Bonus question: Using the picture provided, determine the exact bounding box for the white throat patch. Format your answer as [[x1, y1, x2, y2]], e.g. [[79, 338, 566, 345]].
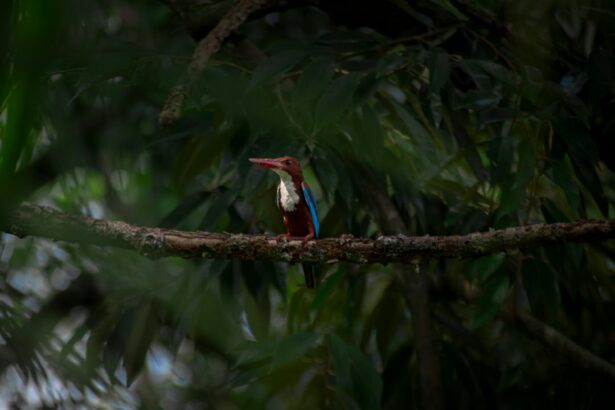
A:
[[275, 170, 300, 212]]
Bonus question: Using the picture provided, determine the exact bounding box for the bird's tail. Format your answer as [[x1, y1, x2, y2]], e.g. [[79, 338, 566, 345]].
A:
[[301, 263, 317, 288]]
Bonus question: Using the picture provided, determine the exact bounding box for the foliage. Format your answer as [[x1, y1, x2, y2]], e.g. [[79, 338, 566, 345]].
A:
[[0, 0, 614, 408]]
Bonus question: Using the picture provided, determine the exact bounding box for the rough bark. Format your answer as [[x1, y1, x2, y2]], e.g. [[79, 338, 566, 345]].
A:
[[3, 205, 614, 264]]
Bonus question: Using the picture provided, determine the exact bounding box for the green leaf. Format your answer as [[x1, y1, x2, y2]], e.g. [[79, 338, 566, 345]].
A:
[[460, 60, 492, 89], [310, 270, 343, 315], [474, 60, 518, 88], [243, 284, 271, 340], [199, 189, 235, 230], [428, 49, 451, 94], [556, 121, 598, 163], [428, 0, 467, 20], [388, 99, 436, 162], [328, 333, 382, 410], [352, 106, 385, 164], [312, 152, 339, 203], [124, 302, 157, 384], [588, 48, 613, 106], [474, 268, 510, 328], [551, 157, 581, 212], [541, 199, 570, 223], [293, 58, 336, 105], [160, 191, 210, 228], [468, 254, 506, 281], [314, 73, 362, 131], [490, 133, 514, 184], [250, 50, 307, 87], [521, 65, 544, 104], [497, 134, 536, 217], [479, 107, 514, 125], [173, 126, 235, 191], [523, 259, 561, 320], [234, 332, 318, 379], [456, 89, 502, 109], [570, 156, 608, 217], [376, 53, 407, 77], [430, 93, 443, 127], [270, 332, 318, 370], [287, 286, 311, 334]]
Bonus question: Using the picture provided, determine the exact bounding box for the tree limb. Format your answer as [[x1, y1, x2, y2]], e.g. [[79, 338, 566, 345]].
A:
[[515, 311, 615, 381], [432, 268, 615, 382], [5, 205, 615, 380], [159, 0, 273, 127], [3, 205, 615, 263]]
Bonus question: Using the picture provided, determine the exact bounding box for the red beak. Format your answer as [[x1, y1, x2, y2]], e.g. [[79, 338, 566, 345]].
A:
[[249, 158, 283, 169]]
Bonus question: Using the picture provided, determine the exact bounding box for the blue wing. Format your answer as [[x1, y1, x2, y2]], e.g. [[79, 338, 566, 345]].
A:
[[302, 182, 319, 238]]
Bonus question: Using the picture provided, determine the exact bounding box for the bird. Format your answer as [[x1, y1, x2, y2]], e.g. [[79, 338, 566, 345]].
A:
[[249, 156, 319, 288]]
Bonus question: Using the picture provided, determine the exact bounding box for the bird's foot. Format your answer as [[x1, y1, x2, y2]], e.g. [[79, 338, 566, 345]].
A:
[[302, 233, 315, 241], [275, 233, 315, 241]]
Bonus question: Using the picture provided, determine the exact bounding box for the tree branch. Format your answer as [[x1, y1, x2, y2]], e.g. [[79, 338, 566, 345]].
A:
[[3, 205, 615, 263], [5, 205, 615, 380], [432, 268, 615, 382], [515, 312, 615, 381], [159, 0, 273, 127]]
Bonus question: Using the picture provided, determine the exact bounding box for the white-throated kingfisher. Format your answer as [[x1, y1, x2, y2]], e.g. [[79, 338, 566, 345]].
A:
[[249, 156, 319, 288]]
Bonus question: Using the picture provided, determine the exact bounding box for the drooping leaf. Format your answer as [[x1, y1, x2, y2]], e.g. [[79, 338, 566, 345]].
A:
[[293, 58, 337, 106], [473, 268, 511, 328], [314, 73, 362, 131], [497, 134, 537, 217], [428, 0, 468, 20], [467, 254, 506, 281], [328, 333, 383, 410], [456, 89, 502, 110], [124, 301, 157, 384], [250, 50, 307, 87], [523, 259, 561, 320], [550, 157, 581, 212], [428, 48, 451, 94]]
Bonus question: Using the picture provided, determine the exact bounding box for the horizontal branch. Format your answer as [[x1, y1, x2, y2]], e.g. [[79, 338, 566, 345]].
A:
[[3, 205, 614, 263]]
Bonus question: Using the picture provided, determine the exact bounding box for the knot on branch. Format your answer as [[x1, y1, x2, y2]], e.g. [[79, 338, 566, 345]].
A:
[[136, 229, 165, 258]]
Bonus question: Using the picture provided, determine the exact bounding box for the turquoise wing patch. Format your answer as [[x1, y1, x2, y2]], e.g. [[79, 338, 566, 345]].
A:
[[302, 182, 319, 238]]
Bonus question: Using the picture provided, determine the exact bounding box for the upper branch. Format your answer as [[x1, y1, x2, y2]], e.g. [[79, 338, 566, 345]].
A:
[[3, 205, 614, 263], [159, 0, 273, 127]]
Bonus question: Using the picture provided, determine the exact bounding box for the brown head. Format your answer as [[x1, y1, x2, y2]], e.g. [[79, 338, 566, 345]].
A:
[[249, 156, 304, 181]]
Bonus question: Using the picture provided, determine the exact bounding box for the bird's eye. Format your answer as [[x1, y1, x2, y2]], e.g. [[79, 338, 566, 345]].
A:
[[285, 160, 292, 165]]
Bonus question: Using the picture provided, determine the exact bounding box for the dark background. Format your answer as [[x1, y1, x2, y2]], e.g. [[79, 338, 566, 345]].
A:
[[0, 0, 614, 408]]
